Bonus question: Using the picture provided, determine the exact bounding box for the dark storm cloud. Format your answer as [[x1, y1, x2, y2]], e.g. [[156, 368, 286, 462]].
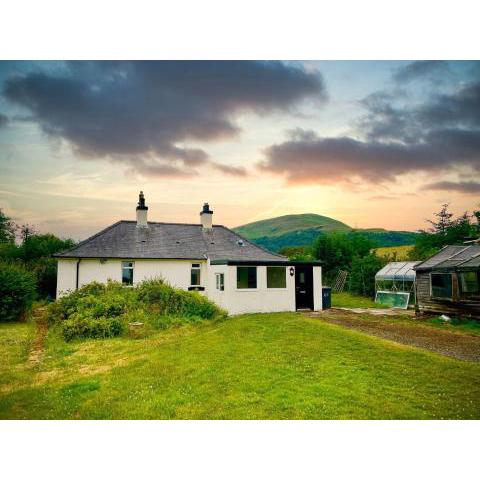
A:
[[3, 61, 325, 176], [260, 130, 457, 184], [424, 181, 480, 194], [0, 113, 8, 128], [261, 72, 480, 185], [392, 60, 451, 83], [359, 80, 480, 143]]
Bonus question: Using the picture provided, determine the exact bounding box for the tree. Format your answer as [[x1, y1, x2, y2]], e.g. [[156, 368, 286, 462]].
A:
[[20, 233, 76, 298], [313, 232, 375, 282], [0, 215, 76, 299], [278, 246, 314, 261], [427, 203, 454, 235], [0, 261, 36, 322], [0, 208, 17, 244], [348, 254, 385, 297], [409, 204, 480, 260]]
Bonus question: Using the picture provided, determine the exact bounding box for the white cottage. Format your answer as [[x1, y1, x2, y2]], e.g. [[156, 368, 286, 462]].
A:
[[55, 192, 323, 315]]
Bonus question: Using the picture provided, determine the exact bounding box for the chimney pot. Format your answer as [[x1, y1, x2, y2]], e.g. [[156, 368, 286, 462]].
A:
[[200, 202, 213, 230], [136, 191, 148, 227]]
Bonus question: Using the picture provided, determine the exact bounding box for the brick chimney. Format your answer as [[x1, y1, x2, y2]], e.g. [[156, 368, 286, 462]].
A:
[[136, 191, 148, 228], [200, 202, 213, 230]]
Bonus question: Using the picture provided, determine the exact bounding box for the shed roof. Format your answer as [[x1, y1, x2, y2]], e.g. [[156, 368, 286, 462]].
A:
[[54, 221, 287, 262], [414, 244, 480, 272], [375, 261, 420, 281]]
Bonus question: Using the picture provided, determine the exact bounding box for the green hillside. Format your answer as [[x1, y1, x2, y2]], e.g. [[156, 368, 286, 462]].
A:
[[234, 214, 351, 239], [234, 213, 418, 252]]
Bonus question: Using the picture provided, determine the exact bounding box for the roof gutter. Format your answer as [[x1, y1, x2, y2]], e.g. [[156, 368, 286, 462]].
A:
[[210, 259, 323, 266]]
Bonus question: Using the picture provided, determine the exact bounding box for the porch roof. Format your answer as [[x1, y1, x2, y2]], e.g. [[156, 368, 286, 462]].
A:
[[210, 259, 323, 266]]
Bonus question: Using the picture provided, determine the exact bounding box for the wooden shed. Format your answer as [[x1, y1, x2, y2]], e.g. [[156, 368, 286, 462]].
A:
[[414, 245, 480, 318]]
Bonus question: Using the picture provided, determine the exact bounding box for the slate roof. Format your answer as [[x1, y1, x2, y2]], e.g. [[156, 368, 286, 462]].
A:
[[414, 245, 480, 271], [54, 221, 287, 262]]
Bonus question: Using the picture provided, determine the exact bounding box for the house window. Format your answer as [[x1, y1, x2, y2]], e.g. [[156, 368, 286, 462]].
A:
[[237, 266, 257, 289], [121, 261, 134, 286], [191, 263, 201, 286], [267, 266, 286, 288], [459, 271, 479, 294], [431, 273, 453, 299], [216, 273, 224, 291]]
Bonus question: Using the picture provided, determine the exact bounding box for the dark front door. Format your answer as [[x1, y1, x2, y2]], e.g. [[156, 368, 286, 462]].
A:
[[295, 265, 314, 310]]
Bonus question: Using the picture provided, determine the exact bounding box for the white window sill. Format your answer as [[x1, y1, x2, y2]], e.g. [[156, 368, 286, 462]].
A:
[[236, 288, 259, 292]]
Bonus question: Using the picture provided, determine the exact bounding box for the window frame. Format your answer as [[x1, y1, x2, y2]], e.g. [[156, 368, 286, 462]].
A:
[[236, 266, 258, 290], [266, 266, 287, 289], [459, 271, 479, 295], [430, 272, 453, 300], [215, 273, 225, 291], [190, 263, 201, 287], [121, 261, 134, 286]]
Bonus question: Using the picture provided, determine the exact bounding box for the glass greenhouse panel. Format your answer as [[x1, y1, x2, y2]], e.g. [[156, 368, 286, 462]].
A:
[[375, 291, 410, 309]]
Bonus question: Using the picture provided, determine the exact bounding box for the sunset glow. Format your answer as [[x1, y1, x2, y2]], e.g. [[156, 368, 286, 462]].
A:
[[0, 60, 479, 239]]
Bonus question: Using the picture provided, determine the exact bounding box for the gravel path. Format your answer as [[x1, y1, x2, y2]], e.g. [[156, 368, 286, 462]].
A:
[[308, 308, 480, 362]]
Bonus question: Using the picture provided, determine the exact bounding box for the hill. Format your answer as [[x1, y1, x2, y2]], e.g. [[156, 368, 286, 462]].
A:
[[234, 214, 351, 239], [234, 214, 418, 252]]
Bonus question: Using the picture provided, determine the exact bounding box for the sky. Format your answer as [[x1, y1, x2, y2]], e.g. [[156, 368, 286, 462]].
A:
[[0, 60, 479, 240]]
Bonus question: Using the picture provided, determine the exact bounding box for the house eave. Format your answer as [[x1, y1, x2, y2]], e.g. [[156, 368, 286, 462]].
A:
[[210, 259, 323, 266]]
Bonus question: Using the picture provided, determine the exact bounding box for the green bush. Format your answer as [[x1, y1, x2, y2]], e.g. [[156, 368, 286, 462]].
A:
[[137, 279, 225, 319], [49, 278, 226, 341], [62, 314, 126, 342], [0, 261, 37, 322]]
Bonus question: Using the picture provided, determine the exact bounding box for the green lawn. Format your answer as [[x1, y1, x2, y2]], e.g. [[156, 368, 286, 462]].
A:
[[332, 292, 385, 309], [1, 313, 479, 419]]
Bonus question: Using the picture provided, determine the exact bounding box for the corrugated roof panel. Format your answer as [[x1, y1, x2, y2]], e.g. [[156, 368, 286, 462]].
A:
[[414, 245, 467, 271], [434, 245, 480, 269], [456, 253, 480, 270], [375, 261, 420, 281]]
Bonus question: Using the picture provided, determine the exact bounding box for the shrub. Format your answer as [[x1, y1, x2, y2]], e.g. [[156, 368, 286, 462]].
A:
[[49, 278, 226, 341], [0, 261, 37, 322], [62, 314, 126, 342], [137, 279, 226, 319]]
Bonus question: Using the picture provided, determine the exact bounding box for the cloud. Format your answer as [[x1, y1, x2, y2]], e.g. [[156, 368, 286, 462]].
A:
[[3, 61, 325, 177], [261, 76, 480, 185], [424, 181, 480, 194], [260, 130, 463, 184], [0, 113, 8, 128], [368, 195, 399, 201], [212, 163, 248, 176], [392, 60, 451, 84]]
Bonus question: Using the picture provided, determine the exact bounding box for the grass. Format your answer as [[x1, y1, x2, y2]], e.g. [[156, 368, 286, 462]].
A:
[[332, 292, 385, 309], [1, 312, 479, 419], [0, 321, 35, 394], [375, 245, 414, 260], [424, 316, 480, 336]]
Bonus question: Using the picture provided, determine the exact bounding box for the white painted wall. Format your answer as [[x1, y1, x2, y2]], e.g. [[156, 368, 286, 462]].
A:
[[56, 258, 207, 298], [57, 259, 323, 315], [56, 259, 78, 297], [313, 266, 323, 311], [206, 264, 297, 315]]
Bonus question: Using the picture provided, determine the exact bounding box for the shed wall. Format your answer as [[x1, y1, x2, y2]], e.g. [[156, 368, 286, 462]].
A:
[[416, 271, 480, 318]]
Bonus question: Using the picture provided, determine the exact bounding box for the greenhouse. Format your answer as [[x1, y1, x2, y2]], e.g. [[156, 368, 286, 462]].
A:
[[375, 261, 421, 308]]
